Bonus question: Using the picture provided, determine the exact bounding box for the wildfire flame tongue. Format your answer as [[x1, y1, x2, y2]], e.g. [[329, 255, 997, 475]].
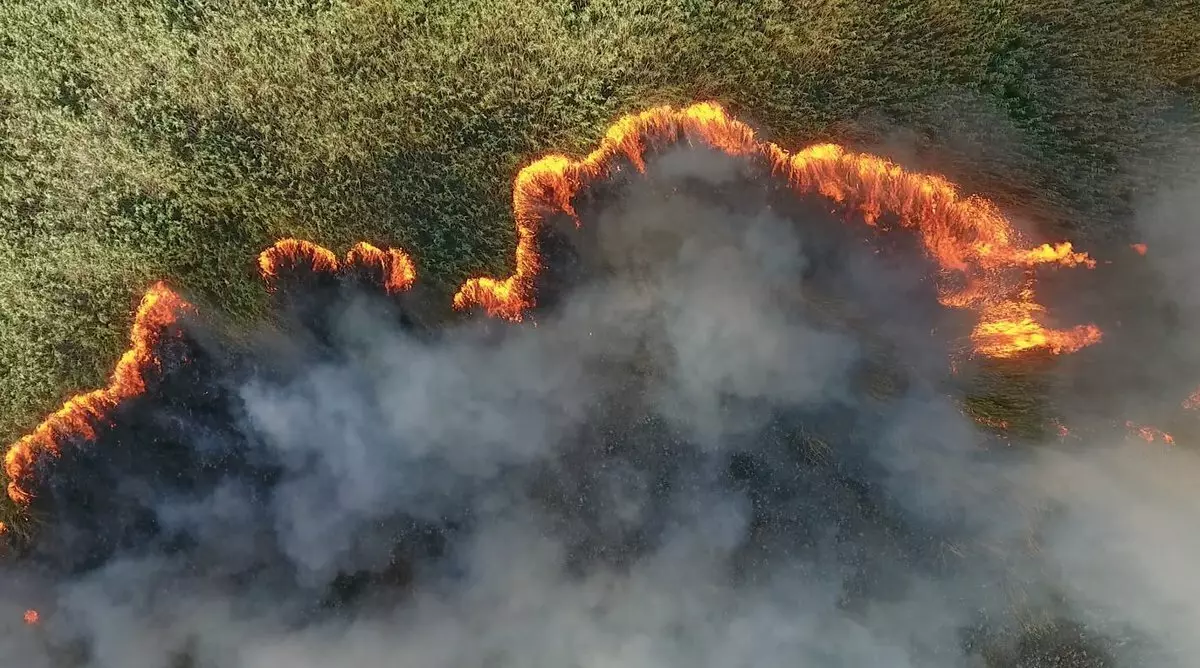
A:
[[3, 241, 418, 507], [3, 104, 1101, 506], [258, 238, 339, 283], [972, 288, 1104, 358], [454, 102, 1100, 359], [258, 239, 417, 293], [3, 283, 191, 504]]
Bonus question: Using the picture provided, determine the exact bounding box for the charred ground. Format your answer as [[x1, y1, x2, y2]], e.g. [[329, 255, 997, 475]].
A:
[[0, 145, 1159, 667]]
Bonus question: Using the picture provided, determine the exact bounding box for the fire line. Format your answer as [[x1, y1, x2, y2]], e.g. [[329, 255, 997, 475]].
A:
[[4, 103, 1102, 506], [4, 241, 418, 506], [452, 102, 1101, 359], [3, 283, 191, 505]]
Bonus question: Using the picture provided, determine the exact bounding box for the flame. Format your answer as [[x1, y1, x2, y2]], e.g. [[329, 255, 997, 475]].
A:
[[257, 239, 340, 287], [345, 242, 418, 294], [3, 105, 1107, 508], [453, 102, 1098, 358], [1182, 387, 1200, 410], [973, 415, 1010, 431], [971, 288, 1103, 358], [3, 283, 191, 505], [4, 241, 417, 507], [1130, 243, 1148, 256], [23, 609, 38, 625], [258, 239, 417, 293], [1125, 420, 1175, 445]]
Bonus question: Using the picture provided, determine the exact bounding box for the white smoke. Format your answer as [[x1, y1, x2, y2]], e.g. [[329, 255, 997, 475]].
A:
[[6, 147, 1200, 668]]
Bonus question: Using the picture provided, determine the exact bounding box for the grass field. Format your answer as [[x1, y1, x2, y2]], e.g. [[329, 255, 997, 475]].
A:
[[1, 0, 1198, 516]]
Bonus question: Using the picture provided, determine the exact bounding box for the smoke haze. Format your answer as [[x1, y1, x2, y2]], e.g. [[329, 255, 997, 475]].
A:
[[4, 147, 1200, 667]]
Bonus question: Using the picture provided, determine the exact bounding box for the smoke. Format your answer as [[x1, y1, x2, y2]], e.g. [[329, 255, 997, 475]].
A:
[[4, 144, 1198, 667], [1014, 169, 1200, 667]]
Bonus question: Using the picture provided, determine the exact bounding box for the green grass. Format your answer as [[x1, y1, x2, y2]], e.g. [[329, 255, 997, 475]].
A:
[[0, 0, 1197, 559]]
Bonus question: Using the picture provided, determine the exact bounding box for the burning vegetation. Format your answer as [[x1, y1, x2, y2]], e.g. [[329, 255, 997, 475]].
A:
[[259, 239, 417, 294], [454, 102, 1100, 360], [3, 241, 419, 509], [0, 103, 1147, 513], [6, 103, 1178, 521], [2, 102, 1193, 668], [3, 284, 193, 506]]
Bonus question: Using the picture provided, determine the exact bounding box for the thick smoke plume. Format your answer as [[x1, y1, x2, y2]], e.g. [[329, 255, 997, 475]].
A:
[[2, 107, 1198, 668]]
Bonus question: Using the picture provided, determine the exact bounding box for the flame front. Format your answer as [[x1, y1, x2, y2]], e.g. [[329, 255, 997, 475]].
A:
[[3, 283, 191, 504], [972, 291, 1103, 359], [259, 239, 417, 294], [258, 239, 340, 287], [454, 102, 1100, 358], [5, 240, 418, 507], [1125, 420, 1175, 445], [2, 104, 1104, 508], [345, 242, 417, 294]]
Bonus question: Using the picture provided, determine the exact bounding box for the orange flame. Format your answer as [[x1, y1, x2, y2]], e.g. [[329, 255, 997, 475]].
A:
[[4, 241, 418, 507], [3, 283, 191, 505], [1182, 387, 1200, 410], [257, 239, 340, 287], [258, 239, 417, 293], [345, 242, 418, 294], [3, 106, 1106, 508], [971, 288, 1104, 358], [453, 102, 1098, 359], [1130, 243, 1148, 256], [23, 609, 38, 625], [1125, 420, 1175, 445]]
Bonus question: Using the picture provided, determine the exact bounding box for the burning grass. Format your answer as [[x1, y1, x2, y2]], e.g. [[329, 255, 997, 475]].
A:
[[455, 102, 1100, 360], [1, 0, 1196, 461], [0, 3, 1197, 661], [3, 100, 1106, 509]]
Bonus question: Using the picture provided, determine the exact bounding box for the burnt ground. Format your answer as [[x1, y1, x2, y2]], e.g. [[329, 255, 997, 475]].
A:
[[6, 146, 1157, 667]]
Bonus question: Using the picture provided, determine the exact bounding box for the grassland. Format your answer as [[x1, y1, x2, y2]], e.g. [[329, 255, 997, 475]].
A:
[[0, 0, 1197, 516]]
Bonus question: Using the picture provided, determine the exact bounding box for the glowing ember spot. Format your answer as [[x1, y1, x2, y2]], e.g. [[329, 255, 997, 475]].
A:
[[454, 102, 1099, 358], [1131, 243, 1148, 256], [972, 414, 1010, 431], [1049, 418, 1071, 440], [1125, 420, 1175, 445], [3, 283, 191, 505], [258, 239, 418, 294], [23, 609, 38, 625]]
